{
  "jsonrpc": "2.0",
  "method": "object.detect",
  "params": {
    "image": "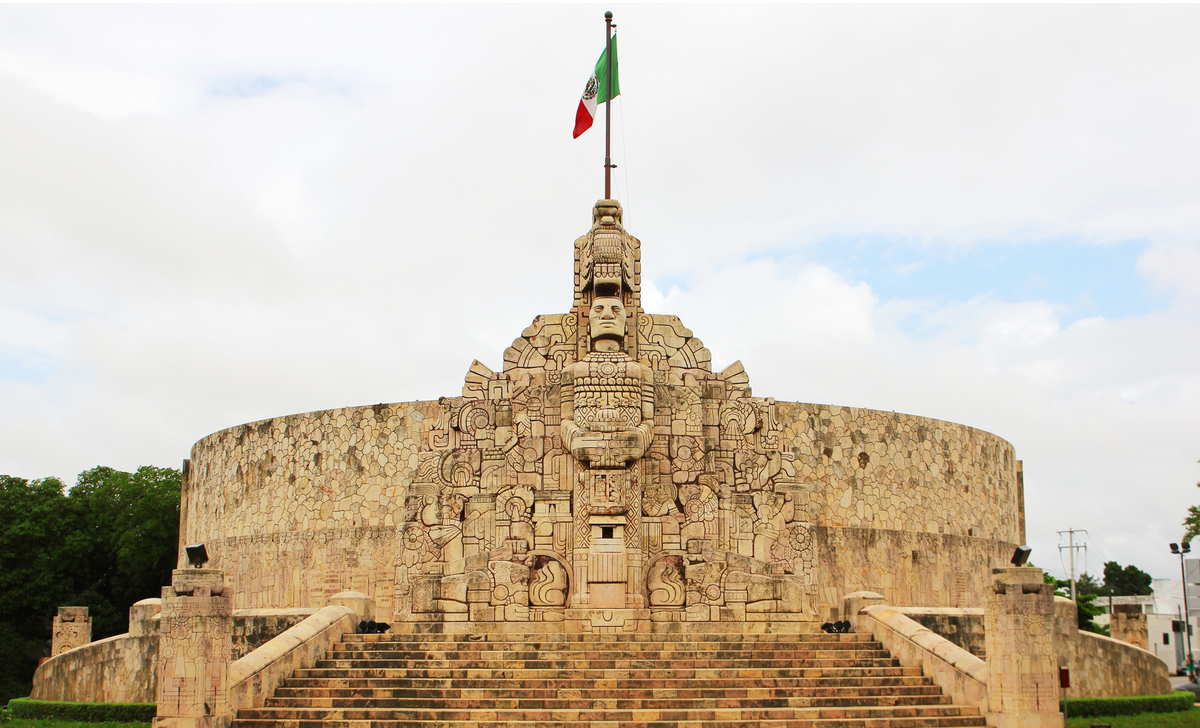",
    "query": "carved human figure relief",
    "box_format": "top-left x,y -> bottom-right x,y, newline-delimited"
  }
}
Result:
560,296 -> 654,468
